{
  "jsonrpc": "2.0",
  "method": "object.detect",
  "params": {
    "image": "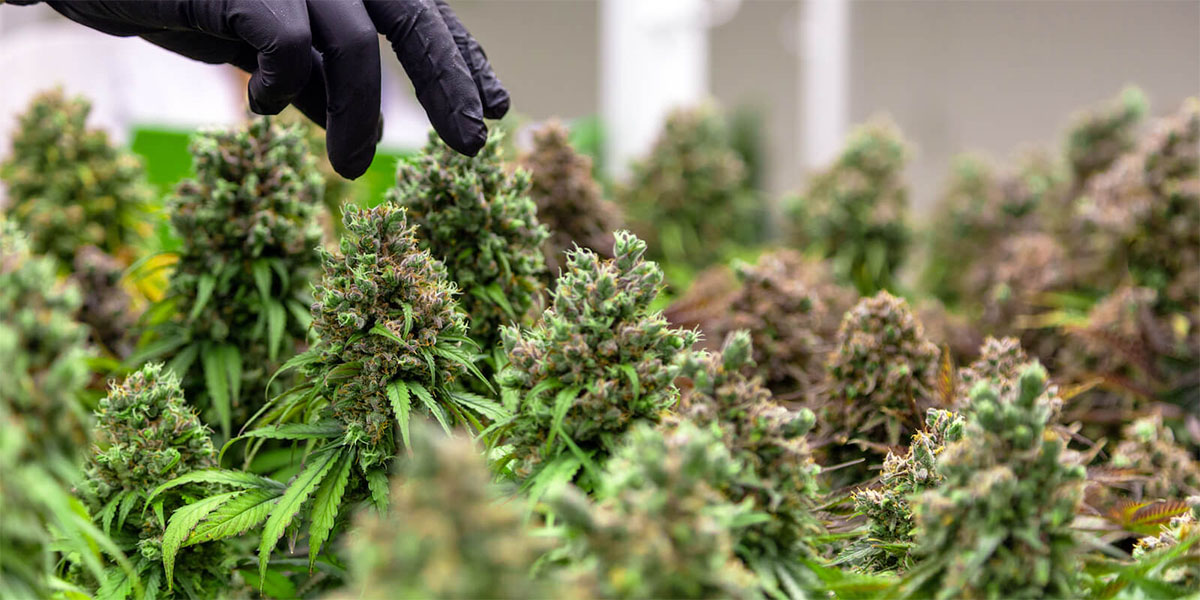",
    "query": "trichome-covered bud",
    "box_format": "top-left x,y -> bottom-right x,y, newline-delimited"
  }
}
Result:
0,220 -> 90,460
715,249 -> 856,397
909,363 -> 1086,599
520,120 -> 623,279
788,117 -> 911,294
499,231 -> 699,490
1108,413 -> 1200,500
842,408 -> 965,573
333,425 -> 567,599
956,336 -> 1030,406
0,88 -> 151,265
71,245 -> 136,357
824,291 -> 941,452
1064,86 -> 1148,185
390,130 -> 548,348
550,422 -> 761,599
621,104 -> 758,270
